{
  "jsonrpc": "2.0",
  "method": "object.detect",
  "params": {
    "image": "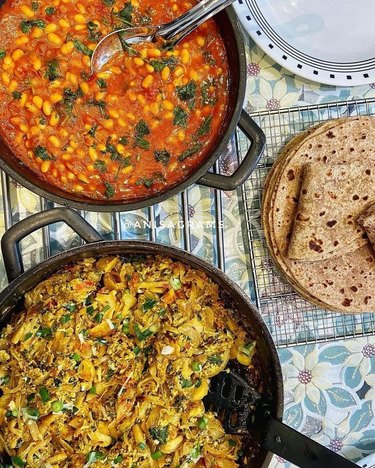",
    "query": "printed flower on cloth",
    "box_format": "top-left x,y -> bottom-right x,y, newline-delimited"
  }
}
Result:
344,340 -> 375,378
314,414 -> 374,461
160,186 -> 215,241
284,349 -> 331,404
246,45 -> 283,82
247,78 -> 301,111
